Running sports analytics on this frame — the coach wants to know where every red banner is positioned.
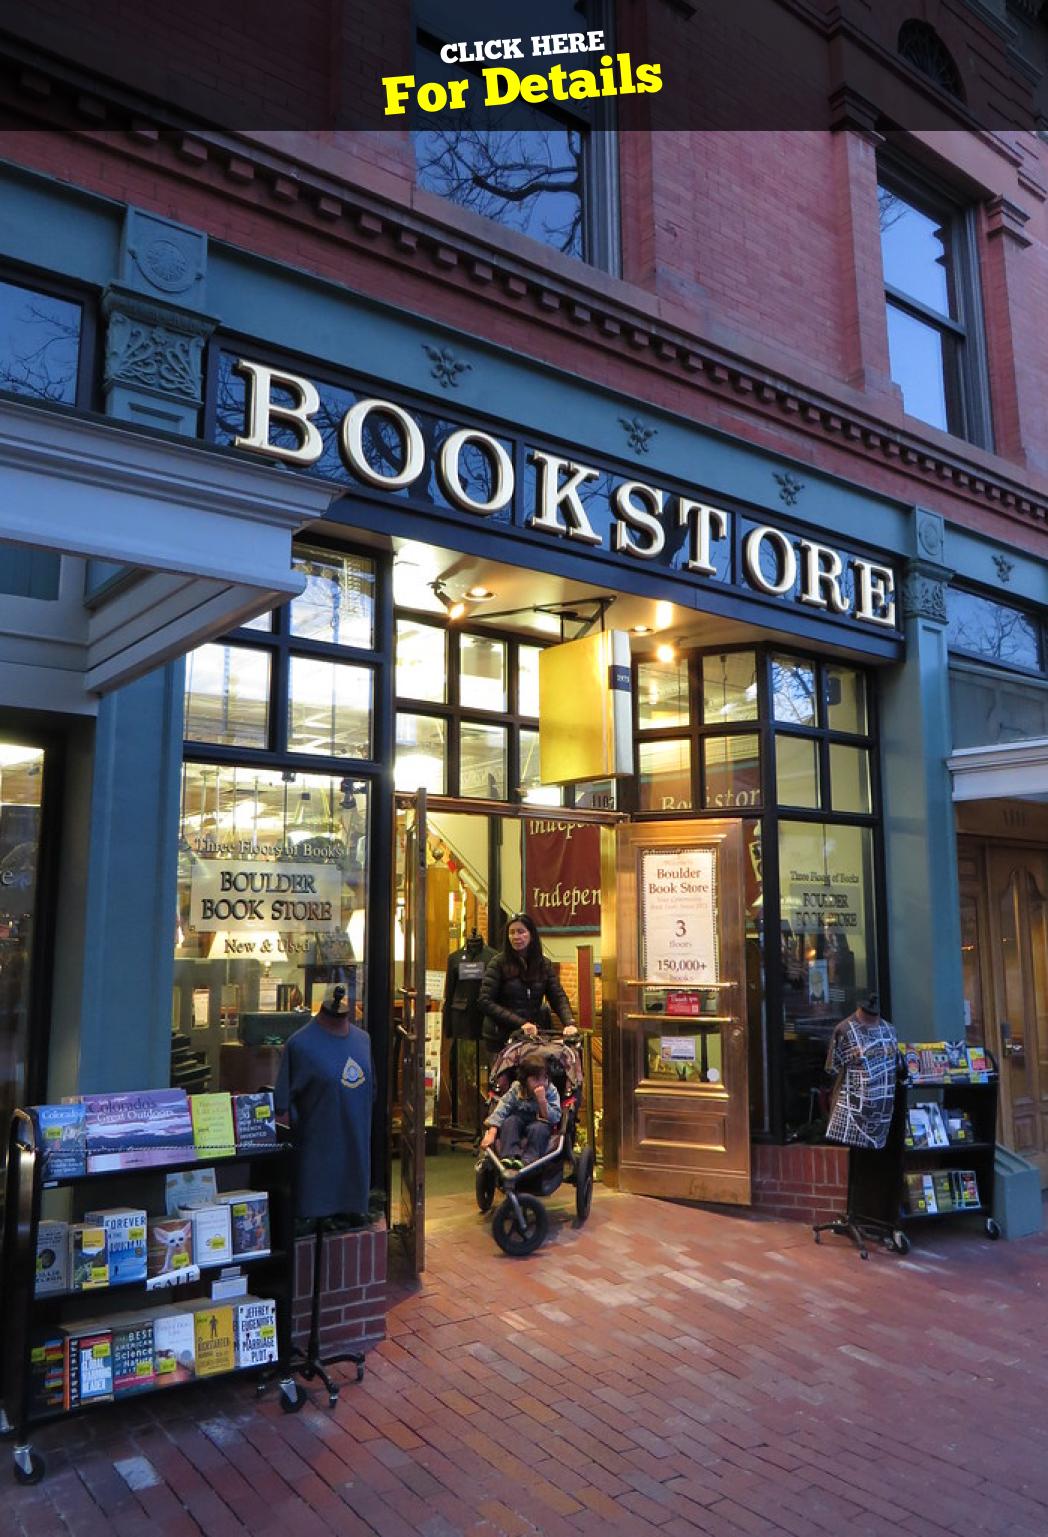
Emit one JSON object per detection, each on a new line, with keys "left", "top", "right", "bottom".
{"left": 522, "top": 819, "right": 602, "bottom": 934}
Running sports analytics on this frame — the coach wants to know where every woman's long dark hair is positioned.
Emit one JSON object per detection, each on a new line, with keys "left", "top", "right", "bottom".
{"left": 499, "top": 911, "right": 544, "bottom": 979}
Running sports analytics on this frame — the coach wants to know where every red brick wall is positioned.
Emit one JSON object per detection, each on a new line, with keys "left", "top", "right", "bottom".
{"left": 751, "top": 1144, "right": 849, "bottom": 1226}
{"left": 292, "top": 1224, "right": 387, "bottom": 1352}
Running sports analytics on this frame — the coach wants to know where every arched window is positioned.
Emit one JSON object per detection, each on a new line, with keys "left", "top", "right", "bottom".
{"left": 898, "top": 20, "right": 965, "bottom": 99}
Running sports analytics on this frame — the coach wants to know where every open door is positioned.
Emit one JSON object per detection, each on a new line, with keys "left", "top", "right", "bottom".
{"left": 392, "top": 790, "right": 428, "bottom": 1274}
{"left": 603, "top": 819, "right": 751, "bottom": 1205}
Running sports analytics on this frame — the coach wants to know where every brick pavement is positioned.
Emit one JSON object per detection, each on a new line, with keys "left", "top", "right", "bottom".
{"left": 7, "top": 1175, "right": 1048, "bottom": 1537}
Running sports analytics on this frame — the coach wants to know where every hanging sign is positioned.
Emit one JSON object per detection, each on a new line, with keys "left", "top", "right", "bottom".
{"left": 523, "top": 818, "right": 602, "bottom": 933}
{"left": 190, "top": 859, "right": 341, "bottom": 932}
{"left": 641, "top": 847, "right": 718, "bottom": 983}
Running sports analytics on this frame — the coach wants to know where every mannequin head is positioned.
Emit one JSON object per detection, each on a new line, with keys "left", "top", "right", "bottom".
{"left": 317, "top": 982, "right": 351, "bottom": 1031}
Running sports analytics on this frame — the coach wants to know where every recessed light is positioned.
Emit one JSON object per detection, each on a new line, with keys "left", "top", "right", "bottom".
{"left": 632, "top": 624, "right": 652, "bottom": 635}
{"left": 655, "top": 643, "right": 676, "bottom": 663}
{"left": 467, "top": 586, "right": 494, "bottom": 600}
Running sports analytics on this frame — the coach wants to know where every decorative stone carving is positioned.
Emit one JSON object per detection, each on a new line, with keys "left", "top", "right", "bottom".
{"left": 102, "top": 288, "right": 217, "bottom": 421}
{"left": 619, "top": 415, "right": 657, "bottom": 455}
{"left": 774, "top": 471, "right": 804, "bottom": 506}
{"left": 901, "top": 558, "right": 952, "bottom": 624}
{"left": 422, "top": 343, "right": 471, "bottom": 389}
{"left": 993, "top": 554, "right": 1014, "bottom": 583}
{"left": 916, "top": 507, "right": 945, "bottom": 561}
{"left": 120, "top": 209, "right": 207, "bottom": 306}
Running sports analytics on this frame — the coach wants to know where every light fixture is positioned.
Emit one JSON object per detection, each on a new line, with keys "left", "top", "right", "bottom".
{"left": 632, "top": 624, "right": 652, "bottom": 635}
{"left": 430, "top": 579, "right": 466, "bottom": 620}
{"left": 466, "top": 586, "right": 495, "bottom": 601}
{"left": 655, "top": 643, "right": 676, "bottom": 664}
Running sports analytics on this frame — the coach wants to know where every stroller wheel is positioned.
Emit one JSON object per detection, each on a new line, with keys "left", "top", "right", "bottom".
{"left": 476, "top": 1160, "right": 497, "bottom": 1213}
{"left": 575, "top": 1145, "right": 596, "bottom": 1224}
{"left": 492, "top": 1194, "right": 549, "bottom": 1257}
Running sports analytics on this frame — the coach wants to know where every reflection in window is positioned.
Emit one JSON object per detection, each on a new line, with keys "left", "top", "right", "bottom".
{"left": 459, "top": 635, "right": 506, "bottom": 712}
{"left": 829, "top": 745, "right": 871, "bottom": 815}
{"left": 0, "top": 281, "right": 81, "bottom": 404}
{"left": 395, "top": 714, "right": 447, "bottom": 793}
{"left": 185, "top": 644, "right": 270, "bottom": 749}
{"left": 947, "top": 589, "right": 1042, "bottom": 673}
{"left": 776, "top": 735, "right": 820, "bottom": 808}
{"left": 772, "top": 656, "right": 817, "bottom": 726}
{"left": 460, "top": 721, "right": 507, "bottom": 800}
{"left": 396, "top": 619, "right": 447, "bottom": 702}
{"left": 704, "top": 735, "right": 761, "bottom": 811}
{"left": 290, "top": 547, "right": 375, "bottom": 649}
{"left": 638, "top": 659, "right": 689, "bottom": 730}
{"left": 518, "top": 645, "right": 542, "bottom": 718}
{"left": 520, "top": 728, "right": 562, "bottom": 806}
{"left": 702, "top": 652, "right": 757, "bottom": 724}
{"left": 638, "top": 739, "right": 691, "bottom": 812}
{"left": 288, "top": 657, "right": 373, "bottom": 759}
{"left": 826, "top": 666, "right": 867, "bottom": 734}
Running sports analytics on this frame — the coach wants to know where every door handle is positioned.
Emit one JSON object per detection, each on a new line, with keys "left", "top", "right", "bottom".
{"left": 396, "top": 1023, "right": 416, "bottom": 1042}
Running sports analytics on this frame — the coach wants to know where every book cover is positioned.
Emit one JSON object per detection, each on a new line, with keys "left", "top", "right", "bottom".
{"left": 65, "top": 1327, "right": 113, "bottom": 1408}
{"left": 944, "top": 1041, "right": 970, "bottom": 1080}
{"left": 83, "top": 1207, "right": 148, "bottom": 1285}
{"left": 216, "top": 1190, "right": 270, "bottom": 1259}
{"left": 958, "top": 1170, "right": 981, "bottom": 1208}
{"left": 906, "top": 1107, "right": 932, "bottom": 1150}
{"left": 28, "top": 1331, "right": 66, "bottom": 1415}
{"left": 902, "top": 1045, "right": 922, "bottom": 1082}
{"left": 35, "top": 1219, "right": 69, "bottom": 1295}
{"left": 83, "top": 1089, "right": 194, "bottom": 1172}
{"left": 148, "top": 1216, "right": 194, "bottom": 1277}
{"left": 111, "top": 1319, "right": 156, "bottom": 1396}
{"left": 234, "top": 1296, "right": 278, "bottom": 1368}
{"left": 966, "top": 1045, "right": 991, "bottom": 1081}
{"left": 918, "top": 1044, "right": 949, "bottom": 1080}
{"left": 945, "top": 1109, "right": 975, "bottom": 1145}
{"left": 32, "top": 1104, "right": 86, "bottom": 1179}
{"left": 193, "top": 1306, "right": 235, "bottom": 1377}
{"left": 918, "top": 1103, "right": 950, "bottom": 1148}
{"left": 189, "top": 1093, "right": 236, "bottom": 1159}
{"left": 921, "top": 1173, "right": 938, "bottom": 1215}
{"left": 233, "top": 1092, "right": 278, "bottom": 1150}
{"left": 902, "top": 1172, "right": 927, "bottom": 1214}
{"left": 931, "top": 1171, "right": 955, "bottom": 1212}
{"left": 153, "top": 1309, "right": 196, "bottom": 1386}
{"left": 180, "top": 1204, "right": 232, "bottom": 1267}
{"left": 165, "top": 1167, "right": 218, "bottom": 1216}
{"left": 68, "top": 1223, "right": 109, "bottom": 1290}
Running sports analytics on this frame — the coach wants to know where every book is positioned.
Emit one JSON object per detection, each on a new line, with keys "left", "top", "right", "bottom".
{"left": 111, "top": 1318, "right": 156, "bottom": 1397}
{"left": 68, "top": 1223, "right": 109, "bottom": 1290}
{"left": 966, "top": 1045, "right": 991, "bottom": 1081}
{"left": 902, "top": 1045, "right": 922, "bottom": 1082}
{"left": 945, "top": 1109, "right": 975, "bottom": 1145}
{"left": 83, "top": 1207, "right": 148, "bottom": 1285}
{"left": 64, "top": 1326, "right": 113, "bottom": 1408}
{"left": 234, "top": 1296, "right": 278, "bottom": 1368}
{"left": 28, "top": 1331, "right": 66, "bottom": 1415}
{"left": 906, "top": 1107, "right": 932, "bottom": 1150}
{"left": 147, "top": 1216, "right": 194, "bottom": 1277}
{"left": 944, "top": 1041, "right": 970, "bottom": 1080}
{"left": 903, "top": 1172, "right": 928, "bottom": 1214}
{"left": 918, "top": 1044, "right": 950, "bottom": 1081}
{"left": 190, "top": 1093, "right": 236, "bottom": 1159}
{"left": 83, "top": 1088, "right": 194, "bottom": 1172}
{"left": 35, "top": 1219, "right": 69, "bottom": 1295}
{"left": 193, "top": 1305, "right": 235, "bottom": 1377}
{"left": 921, "top": 1173, "right": 938, "bottom": 1215}
{"left": 32, "top": 1104, "right": 86, "bottom": 1179}
{"left": 956, "top": 1169, "right": 981, "bottom": 1208}
{"left": 216, "top": 1190, "right": 270, "bottom": 1259}
{"left": 180, "top": 1204, "right": 232, "bottom": 1267}
{"left": 165, "top": 1167, "right": 218, "bottom": 1216}
{"left": 233, "top": 1092, "right": 278, "bottom": 1150}
{"left": 153, "top": 1309, "right": 196, "bottom": 1386}
{"left": 915, "top": 1102, "right": 950, "bottom": 1148}
{"left": 931, "top": 1172, "right": 955, "bottom": 1213}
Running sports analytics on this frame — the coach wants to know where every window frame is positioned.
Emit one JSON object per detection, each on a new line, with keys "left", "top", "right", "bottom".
{"left": 945, "top": 583, "right": 1047, "bottom": 681}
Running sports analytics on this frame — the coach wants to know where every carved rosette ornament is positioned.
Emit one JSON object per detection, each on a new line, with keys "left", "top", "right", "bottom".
{"left": 900, "top": 558, "right": 952, "bottom": 624}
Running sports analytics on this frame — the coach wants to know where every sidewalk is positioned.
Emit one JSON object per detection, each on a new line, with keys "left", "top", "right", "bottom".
{"left": 8, "top": 1175, "right": 1048, "bottom": 1537}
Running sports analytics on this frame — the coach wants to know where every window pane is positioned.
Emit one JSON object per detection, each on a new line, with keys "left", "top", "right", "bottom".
{"left": 826, "top": 666, "right": 868, "bottom": 734}
{"left": 396, "top": 619, "right": 447, "bottom": 702}
{"left": 174, "top": 764, "right": 371, "bottom": 1093}
{"left": 460, "top": 634, "right": 507, "bottom": 712}
{"left": 638, "top": 739, "right": 692, "bottom": 812}
{"left": 290, "top": 547, "right": 375, "bottom": 648}
{"left": 520, "top": 727, "right": 562, "bottom": 807}
{"left": 288, "top": 657, "right": 372, "bottom": 758}
{"left": 395, "top": 714, "right": 447, "bottom": 793}
{"left": 776, "top": 735, "right": 820, "bottom": 808}
{"left": 185, "top": 644, "right": 270, "bottom": 749}
{"left": 519, "top": 645, "right": 542, "bottom": 718}
{"left": 772, "top": 656, "right": 817, "bottom": 726}
{"left": 638, "top": 659, "right": 689, "bottom": 730}
{"left": 702, "top": 652, "right": 758, "bottom": 724}
{"left": 574, "top": 779, "right": 617, "bottom": 811}
{"left": 947, "top": 590, "right": 1042, "bottom": 671}
{"left": 830, "top": 745, "right": 871, "bottom": 814}
{"left": 241, "top": 612, "right": 273, "bottom": 633}
{"left": 460, "top": 722, "right": 507, "bottom": 800}
{"left": 878, "top": 186, "right": 952, "bottom": 316}
{"left": 885, "top": 304, "right": 950, "bottom": 432}
{"left": 704, "top": 735, "right": 761, "bottom": 811}
{"left": 0, "top": 743, "right": 46, "bottom": 1140}
{"left": 0, "top": 281, "right": 81, "bottom": 404}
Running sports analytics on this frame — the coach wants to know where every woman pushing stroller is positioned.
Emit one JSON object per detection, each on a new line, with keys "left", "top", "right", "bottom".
{"left": 479, "top": 911, "right": 574, "bottom": 1054}
{"left": 480, "top": 1052, "right": 561, "bottom": 1168}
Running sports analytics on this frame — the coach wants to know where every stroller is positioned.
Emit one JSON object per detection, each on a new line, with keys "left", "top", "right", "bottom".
{"left": 474, "top": 1026, "right": 596, "bottom": 1256}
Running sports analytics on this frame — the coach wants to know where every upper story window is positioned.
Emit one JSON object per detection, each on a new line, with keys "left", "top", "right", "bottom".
{"left": 413, "top": 0, "right": 619, "bottom": 270}
{"left": 878, "top": 170, "right": 991, "bottom": 448}
{"left": 947, "top": 588, "right": 1045, "bottom": 676}
{"left": 0, "top": 277, "right": 83, "bottom": 405}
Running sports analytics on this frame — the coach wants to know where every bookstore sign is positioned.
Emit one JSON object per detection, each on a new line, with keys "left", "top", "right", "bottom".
{"left": 190, "top": 859, "right": 341, "bottom": 933}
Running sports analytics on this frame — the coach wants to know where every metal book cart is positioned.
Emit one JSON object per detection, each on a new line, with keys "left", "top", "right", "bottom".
{"left": 813, "top": 1057, "right": 1002, "bottom": 1260}
{"left": 0, "top": 1109, "right": 301, "bottom": 1483}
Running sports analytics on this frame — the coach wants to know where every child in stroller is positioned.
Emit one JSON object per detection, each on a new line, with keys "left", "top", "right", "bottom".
{"left": 474, "top": 1024, "right": 596, "bottom": 1255}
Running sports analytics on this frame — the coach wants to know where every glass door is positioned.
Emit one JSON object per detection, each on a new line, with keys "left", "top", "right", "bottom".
{"left": 391, "top": 790, "right": 428, "bottom": 1274}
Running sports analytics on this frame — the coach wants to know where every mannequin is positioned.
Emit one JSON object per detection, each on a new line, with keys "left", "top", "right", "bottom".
{"left": 442, "top": 928, "right": 497, "bottom": 1136}
{"left": 274, "top": 982, "right": 374, "bottom": 1222}
{"left": 824, "top": 992, "right": 899, "bottom": 1151}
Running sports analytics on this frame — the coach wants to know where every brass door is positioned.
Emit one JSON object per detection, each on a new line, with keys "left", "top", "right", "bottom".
{"left": 603, "top": 820, "right": 750, "bottom": 1205}
{"left": 986, "top": 845, "right": 1048, "bottom": 1180}
{"left": 392, "top": 791, "right": 428, "bottom": 1274}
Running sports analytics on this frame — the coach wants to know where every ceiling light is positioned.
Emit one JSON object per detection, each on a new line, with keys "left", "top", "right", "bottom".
{"left": 655, "top": 643, "right": 676, "bottom": 663}
{"left": 467, "top": 586, "right": 494, "bottom": 600}
{"left": 430, "top": 579, "right": 466, "bottom": 620}
{"left": 632, "top": 624, "right": 652, "bottom": 635}
{"left": 654, "top": 601, "right": 673, "bottom": 629}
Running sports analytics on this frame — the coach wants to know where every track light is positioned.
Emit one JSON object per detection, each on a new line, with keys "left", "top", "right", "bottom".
{"left": 430, "top": 579, "right": 466, "bottom": 620}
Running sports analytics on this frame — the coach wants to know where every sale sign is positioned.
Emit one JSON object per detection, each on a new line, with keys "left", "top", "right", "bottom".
{"left": 522, "top": 819, "right": 602, "bottom": 934}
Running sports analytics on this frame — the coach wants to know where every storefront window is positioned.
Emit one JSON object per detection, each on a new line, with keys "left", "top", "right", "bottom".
{"left": 826, "top": 665, "right": 867, "bottom": 734}
{"left": 287, "top": 656, "right": 372, "bottom": 758}
{"left": 520, "top": 728, "right": 562, "bottom": 806}
{"left": 704, "top": 734, "right": 761, "bottom": 811}
{"left": 0, "top": 280, "right": 81, "bottom": 403}
{"left": 829, "top": 745, "right": 871, "bottom": 815}
{"left": 185, "top": 644, "right": 270, "bottom": 749}
{"left": 174, "top": 764, "right": 369, "bottom": 1094}
{"left": 0, "top": 743, "right": 45, "bottom": 1139}
{"left": 459, "top": 635, "right": 507, "bottom": 713}
{"left": 396, "top": 619, "right": 447, "bottom": 703}
{"left": 702, "top": 652, "right": 757, "bottom": 724}
{"left": 775, "top": 735, "right": 820, "bottom": 808}
{"left": 946, "top": 589, "right": 1043, "bottom": 674}
{"left": 638, "top": 739, "right": 692, "bottom": 812}
{"left": 518, "top": 645, "right": 542, "bottom": 718}
{"left": 772, "top": 655, "right": 817, "bottom": 727}
{"left": 460, "top": 722, "right": 507, "bottom": 800}
{"left": 290, "top": 546, "right": 375, "bottom": 649}
{"left": 638, "top": 659, "right": 689, "bottom": 730}
{"left": 395, "top": 714, "right": 447, "bottom": 794}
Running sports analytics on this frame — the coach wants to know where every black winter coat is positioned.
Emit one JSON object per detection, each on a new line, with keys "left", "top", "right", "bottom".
{"left": 478, "top": 956, "right": 574, "bottom": 1048}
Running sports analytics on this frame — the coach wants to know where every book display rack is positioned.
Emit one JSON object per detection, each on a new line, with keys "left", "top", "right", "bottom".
{"left": 814, "top": 1043, "right": 1001, "bottom": 1260}
{"left": 0, "top": 1107, "right": 300, "bottom": 1484}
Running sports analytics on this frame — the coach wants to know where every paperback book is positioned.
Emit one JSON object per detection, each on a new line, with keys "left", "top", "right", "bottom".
{"left": 68, "top": 1223, "right": 109, "bottom": 1290}
{"left": 193, "top": 1305, "right": 235, "bottom": 1377}
{"left": 83, "top": 1088, "right": 195, "bottom": 1171}
{"left": 32, "top": 1104, "right": 86, "bottom": 1179}
{"left": 233, "top": 1092, "right": 278, "bottom": 1151}
{"left": 83, "top": 1207, "right": 148, "bottom": 1284}
{"left": 111, "top": 1319, "right": 156, "bottom": 1396}
{"left": 234, "top": 1296, "right": 278, "bottom": 1368}
{"left": 913, "top": 1102, "right": 950, "bottom": 1148}
{"left": 35, "top": 1219, "right": 69, "bottom": 1295}
{"left": 165, "top": 1167, "right": 218, "bottom": 1216}
{"left": 153, "top": 1309, "right": 196, "bottom": 1386}
{"left": 189, "top": 1092, "right": 236, "bottom": 1159}
{"left": 64, "top": 1326, "right": 114, "bottom": 1408}
{"left": 945, "top": 1109, "right": 976, "bottom": 1145}
{"left": 180, "top": 1204, "right": 233, "bottom": 1267}
{"left": 147, "top": 1216, "right": 194, "bottom": 1277}
{"left": 216, "top": 1190, "right": 270, "bottom": 1259}
{"left": 28, "top": 1332, "right": 66, "bottom": 1415}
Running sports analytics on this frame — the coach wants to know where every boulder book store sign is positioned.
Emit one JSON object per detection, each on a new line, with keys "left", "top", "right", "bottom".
{"left": 217, "top": 360, "right": 901, "bottom": 650}
{"left": 190, "top": 860, "right": 342, "bottom": 955}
